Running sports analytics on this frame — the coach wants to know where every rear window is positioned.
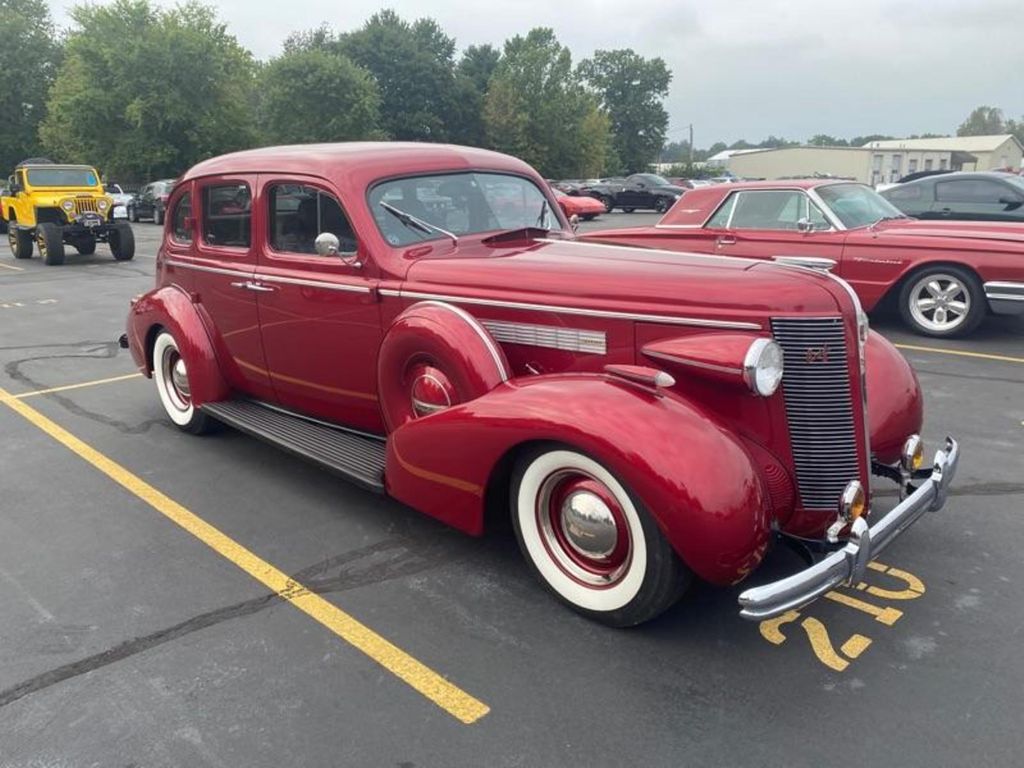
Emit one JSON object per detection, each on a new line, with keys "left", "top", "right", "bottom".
{"left": 202, "top": 183, "right": 251, "bottom": 248}
{"left": 172, "top": 192, "right": 192, "bottom": 243}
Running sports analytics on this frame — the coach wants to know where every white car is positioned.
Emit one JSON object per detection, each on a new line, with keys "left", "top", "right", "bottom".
{"left": 104, "top": 184, "right": 133, "bottom": 219}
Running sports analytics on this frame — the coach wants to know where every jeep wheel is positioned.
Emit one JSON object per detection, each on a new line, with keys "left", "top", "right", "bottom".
{"left": 511, "top": 443, "right": 690, "bottom": 627}
{"left": 36, "top": 223, "right": 65, "bottom": 266}
{"left": 152, "top": 330, "right": 214, "bottom": 434}
{"left": 109, "top": 222, "right": 135, "bottom": 261}
{"left": 153, "top": 205, "right": 164, "bottom": 226}
{"left": 9, "top": 226, "right": 33, "bottom": 259}
{"left": 75, "top": 235, "right": 97, "bottom": 255}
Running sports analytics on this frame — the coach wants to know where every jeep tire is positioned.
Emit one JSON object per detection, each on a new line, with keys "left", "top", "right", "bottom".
{"left": 109, "top": 222, "right": 135, "bottom": 261}
{"left": 9, "top": 226, "right": 33, "bottom": 259}
{"left": 36, "top": 223, "right": 65, "bottom": 265}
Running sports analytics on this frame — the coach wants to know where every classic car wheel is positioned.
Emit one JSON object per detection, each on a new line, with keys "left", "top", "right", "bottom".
{"left": 36, "top": 223, "right": 65, "bottom": 266}
{"left": 74, "top": 235, "right": 96, "bottom": 255}
{"left": 511, "top": 445, "right": 689, "bottom": 626}
{"left": 9, "top": 226, "right": 33, "bottom": 259}
{"left": 654, "top": 197, "right": 671, "bottom": 213}
{"left": 109, "top": 222, "right": 135, "bottom": 260}
{"left": 152, "top": 331, "right": 213, "bottom": 434}
{"left": 899, "top": 266, "right": 984, "bottom": 337}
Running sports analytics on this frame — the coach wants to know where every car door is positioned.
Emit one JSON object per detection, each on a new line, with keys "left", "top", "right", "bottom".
{"left": 162, "top": 177, "right": 275, "bottom": 402}
{"left": 254, "top": 176, "right": 384, "bottom": 434}
{"left": 931, "top": 177, "right": 1024, "bottom": 221}
{"left": 883, "top": 182, "right": 930, "bottom": 218}
{"left": 618, "top": 176, "right": 646, "bottom": 208}
{"left": 712, "top": 189, "right": 845, "bottom": 265}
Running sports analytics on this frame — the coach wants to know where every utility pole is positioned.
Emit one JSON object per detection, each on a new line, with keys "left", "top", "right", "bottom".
{"left": 688, "top": 123, "right": 694, "bottom": 167}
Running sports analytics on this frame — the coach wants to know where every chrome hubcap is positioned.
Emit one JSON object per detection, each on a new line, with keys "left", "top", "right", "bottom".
{"left": 910, "top": 274, "right": 969, "bottom": 331}
{"left": 560, "top": 491, "right": 618, "bottom": 558}
{"left": 172, "top": 358, "right": 190, "bottom": 398}
{"left": 161, "top": 346, "right": 190, "bottom": 411}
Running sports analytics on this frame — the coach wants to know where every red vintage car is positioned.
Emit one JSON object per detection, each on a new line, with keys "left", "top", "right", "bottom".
{"left": 583, "top": 180, "right": 1024, "bottom": 337}
{"left": 122, "top": 143, "right": 959, "bottom": 626}
{"left": 552, "top": 187, "right": 605, "bottom": 221}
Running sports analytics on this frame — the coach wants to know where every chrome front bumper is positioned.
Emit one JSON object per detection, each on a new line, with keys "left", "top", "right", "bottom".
{"left": 738, "top": 436, "right": 960, "bottom": 621}
{"left": 985, "top": 281, "right": 1024, "bottom": 315}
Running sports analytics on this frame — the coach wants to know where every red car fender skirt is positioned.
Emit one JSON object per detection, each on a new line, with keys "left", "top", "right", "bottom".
{"left": 377, "top": 300, "right": 510, "bottom": 433}
{"left": 127, "top": 285, "right": 230, "bottom": 407}
{"left": 386, "top": 374, "right": 770, "bottom": 585}
{"left": 865, "top": 330, "right": 923, "bottom": 463}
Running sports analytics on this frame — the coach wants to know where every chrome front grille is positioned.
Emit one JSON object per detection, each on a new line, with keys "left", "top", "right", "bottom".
{"left": 771, "top": 317, "right": 860, "bottom": 510}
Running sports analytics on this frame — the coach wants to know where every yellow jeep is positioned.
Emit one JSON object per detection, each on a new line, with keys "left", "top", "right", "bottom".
{"left": 2, "top": 159, "right": 135, "bottom": 265}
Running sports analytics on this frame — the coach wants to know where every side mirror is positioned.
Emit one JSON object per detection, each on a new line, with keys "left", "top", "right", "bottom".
{"left": 10, "top": 181, "right": 22, "bottom": 194}
{"left": 569, "top": 214, "right": 580, "bottom": 233}
{"left": 315, "top": 231, "right": 362, "bottom": 268}
{"left": 796, "top": 217, "right": 816, "bottom": 233}
{"left": 636, "top": 182, "right": 646, "bottom": 189}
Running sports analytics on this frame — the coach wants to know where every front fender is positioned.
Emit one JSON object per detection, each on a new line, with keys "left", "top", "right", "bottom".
{"left": 386, "top": 374, "right": 770, "bottom": 586}
{"left": 865, "top": 330, "right": 923, "bottom": 463}
{"left": 126, "top": 285, "right": 229, "bottom": 407}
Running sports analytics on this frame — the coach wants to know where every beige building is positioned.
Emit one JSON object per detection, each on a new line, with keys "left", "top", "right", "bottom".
{"left": 724, "top": 135, "right": 1023, "bottom": 185}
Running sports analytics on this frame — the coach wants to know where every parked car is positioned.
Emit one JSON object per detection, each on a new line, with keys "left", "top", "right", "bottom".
{"left": 104, "top": 183, "right": 133, "bottom": 219}
{"left": 881, "top": 172, "right": 1024, "bottom": 223}
{"left": 2, "top": 159, "right": 134, "bottom": 264}
{"left": 122, "top": 142, "right": 958, "bottom": 626}
{"left": 582, "top": 173, "right": 685, "bottom": 213}
{"left": 128, "top": 179, "right": 176, "bottom": 224}
{"left": 552, "top": 187, "right": 604, "bottom": 220}
{"left": 583, "top": 179, "right": 1024, "bottom": 337}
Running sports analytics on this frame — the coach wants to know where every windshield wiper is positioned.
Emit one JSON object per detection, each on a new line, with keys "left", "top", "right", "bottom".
{"left": 536, "top": 199, "right": 551, "bottom": 229}
{"left": 379, "top": 201, "right": 457, "bottom": 246}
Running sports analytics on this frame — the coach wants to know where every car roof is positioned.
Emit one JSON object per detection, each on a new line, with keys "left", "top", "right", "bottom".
{"left": 181, "top": 142, "right": 536, "bottom": 185}
{"left": 903, "top": 171, "right": 1018, "bottom": 185}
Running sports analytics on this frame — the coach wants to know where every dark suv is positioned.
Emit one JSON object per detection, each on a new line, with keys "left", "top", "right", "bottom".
{"left": 128, "top": 179, "right": 177, "bottom": 224}
{"left": 882, "top": 172, "right": 1024, "bottom": 222}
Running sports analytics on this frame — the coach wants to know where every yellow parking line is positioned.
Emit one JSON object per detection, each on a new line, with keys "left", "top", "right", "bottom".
{"left": 14, "top": 373, "right": 144, "bottom": 399}
{"left": 0, "top": 386, "right": 490, "bottom": 724}
{"left": 894, "top": 343, "right": 1024, "bottom": 365}
{"left": 0, "top": 262, "right": 24, "bottom": 272}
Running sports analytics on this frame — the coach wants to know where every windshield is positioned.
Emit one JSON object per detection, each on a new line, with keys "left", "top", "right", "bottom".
{"left": 369, "top": 172, "right": 562, "bottom": 246}
{"left": 816, "top": 183, "right": 906, "bottom": 228}
{"left": 26, "top": 168, "right": 99, "bottom": 187}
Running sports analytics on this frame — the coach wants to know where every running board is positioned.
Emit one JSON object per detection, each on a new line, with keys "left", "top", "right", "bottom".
{"left": 201, "top": 400, "right": 386, "bottom": 493}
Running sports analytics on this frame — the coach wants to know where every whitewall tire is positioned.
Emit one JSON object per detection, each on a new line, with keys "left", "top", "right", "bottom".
{"left": 511, "top": 444, "right": 689, "bottom": 626}
{"left": 152, "top": 331, "right": 213, "bottom": 434}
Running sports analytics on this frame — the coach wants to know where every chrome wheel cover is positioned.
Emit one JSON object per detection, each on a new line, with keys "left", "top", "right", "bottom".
{"left": 908, "top": 273, "right": 970, "bottom": 332}
{"left": 160, "top": 345, "right": 191, "bottom": 412}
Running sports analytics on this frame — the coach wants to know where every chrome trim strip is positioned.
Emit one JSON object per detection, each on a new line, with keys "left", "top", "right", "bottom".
{"left": 413, "top": 300, "right": 510, "bottom": 382}
{"left": 984, "top": 281, "right": 1024, "bottom": 298}
{"left": 383, "top": 289, "right": 762, "bottom": 331}
{"left": 255, "top": 272, "right": 372, "bottom": 294}
{"left": 642, "top": 349, "right": 741, "bottom": 375}
{"left": 164, "top": 258, "right": 251, "bottom": 279}
{"left": 738, "top": 437, "right": 959, "bottom": 620}
{"left": 482, "top": 320, "right": 607, "bottom": 355}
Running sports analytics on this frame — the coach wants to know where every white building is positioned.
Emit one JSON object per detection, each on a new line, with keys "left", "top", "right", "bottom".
{"left": 864, "top": 135, "right": 1023, "bottom": 183}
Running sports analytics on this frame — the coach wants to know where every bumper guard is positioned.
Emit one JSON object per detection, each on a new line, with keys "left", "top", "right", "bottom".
{"left": 738, "top": 436, "right": 959, "bottom": 621}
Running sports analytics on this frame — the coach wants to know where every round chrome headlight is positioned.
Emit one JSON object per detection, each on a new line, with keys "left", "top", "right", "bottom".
{"left": 743, "top": 338, "right": 784, "bottom": 396}
{"left": 97, "top": 200, "right": 109, "bottom": 211}
{"left": 61, "top": 199, "right": 75, "bottom": 211}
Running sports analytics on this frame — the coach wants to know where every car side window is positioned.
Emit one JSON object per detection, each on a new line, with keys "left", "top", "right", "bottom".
{"left": 171, "top": 192, "right": 192, "bottom": 244}
{"left": 885, "top": 185, "right": 922, "bottom": 201}
{"left": 268, "top": 184, "right": 357, "bottom": 255}
{"left": 202, "top": 183, "right": 251, "bottom": 248}
{"left": 806, "top": 197, "right": 831, "bottom": 229}
{"left": 705, "top": 193, "right": 737, "bottom": 227}
{"left": 729, "top": 190, "right": 806, "bottom": 230}
{"left": 935, "top": 179, "right": 1010, "bottom": 204}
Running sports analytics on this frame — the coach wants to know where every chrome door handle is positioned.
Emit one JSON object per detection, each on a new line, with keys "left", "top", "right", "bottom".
{"left": 716, "top": 235, "right": 737, "bottom": 246}
{"left": 230, "top": 280, "right": 276, "bottom": 293}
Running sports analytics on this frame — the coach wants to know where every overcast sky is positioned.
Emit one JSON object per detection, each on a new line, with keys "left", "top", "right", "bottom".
{"left": 49, "top": 0, "right": 1023, "bottom": 147}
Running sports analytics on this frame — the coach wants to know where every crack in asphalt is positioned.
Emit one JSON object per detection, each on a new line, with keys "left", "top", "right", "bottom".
{"left": 2, "top": 341, "right": 163, "bottom": 434}
{"left": 0, "top": 536, "right": 466, "bottom": 710}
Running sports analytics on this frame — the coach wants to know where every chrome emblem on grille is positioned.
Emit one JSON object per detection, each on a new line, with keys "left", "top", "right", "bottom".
{"left": 804, "top": 345, "right": 830, "bottom": 364}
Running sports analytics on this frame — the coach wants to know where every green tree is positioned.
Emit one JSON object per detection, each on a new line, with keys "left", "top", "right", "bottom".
{"left": 850, "top": 134, "right": 894, "bottom": 147}
{"left": 807, "top": 134, "right": 849, "bottom": 147}
{"left": 484, "top": 28, "right": 608, "bottom": 178}
{"left": 337, "top": 10, "right": 459, "bottom": 141}
{"left": 41, "top": 0, "right": 257, "bottom": 181}
{"left": 578, "top": 49, "right": 671, "bottom": 174}
{"left": 1006, "top": 118, "right": 1024, "bottom": 148}
{"left": 447, "top": 45, "right": 501, "bottom": 147}
{"left": 0, "top": 0, "right": 61, "bottom": 172}
{"left": 260, "top": 48, "right": 382, "bottom": 144}
{"left": 957, "top": 106, "right": 1005, "bottom": 136}
{"left": 458, "top": 44, "right": 501, "bottom": 93}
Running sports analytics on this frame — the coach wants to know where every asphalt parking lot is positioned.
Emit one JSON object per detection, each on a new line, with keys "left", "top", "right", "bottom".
{"left": 1, "top": 213, "right": 1022, "bottom": 767}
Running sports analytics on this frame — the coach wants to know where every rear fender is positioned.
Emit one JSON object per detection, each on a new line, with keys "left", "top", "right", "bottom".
{"left": 865, "top": 330, "right": 923, "bottom": 463}
{"left": 126, "top": 285, "right": 229, "bottom": 406}
{"left": 386, "top": 374, "right": 770, "bottom": 585}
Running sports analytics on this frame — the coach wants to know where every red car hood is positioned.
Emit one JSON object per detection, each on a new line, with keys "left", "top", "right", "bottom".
{"left": 870, "top": 219, "right": 1024, "bottom": 249}
{"left": 402, "top": 236, "right": 848, "bottom": 324}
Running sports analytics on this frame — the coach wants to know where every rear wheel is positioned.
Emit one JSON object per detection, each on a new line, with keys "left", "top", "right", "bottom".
{"left": 109, "top": 222, "right": 135, "bottom": 260}
{"left": 511, "top": 444, "right": 690, "bottom": 627}
{"left": 152, "top": 331, "right": 214, "bottom": 434}
{"left": 36, "top": 223, "right": 65, "bottom": 265}
{"left": 9, "top": 226, "right": 33, "bottom": 259}
{"left": 128, "top": 205, "right": 138, "bottom": 223}
{"left": 898, "top": 265, "right": 985, "bottom": 337}
{"left": 622, "top": 207, "right": 635, "bottom": 214}
{"left": 654, "top": 197, "right": 672, "bottom": 213}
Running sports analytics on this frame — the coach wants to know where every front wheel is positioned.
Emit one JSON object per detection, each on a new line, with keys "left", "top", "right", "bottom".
{"left": 598, "top": 195, "right": 614, "bottom": 213}
{"left": 9, "top": 226, "right": 33, "bottom": 259}
{"left": 898, "top": 265, "right": 985, "bottom": 337}
{"left": 109, "top": 222, "right": 135, "bottom": 260}
{"left": 152, "top": 331, "right": 214, "bottom": 434}
{"left": 511, "top": 444, "right": 690, "bottom": 627}
{"left": 36, "top": 223, "right": 65, "bottom": 265}
{"left": 654, "top": 197, "right": 672, "bottom": 213}
{"left": 621, "top": 207, "right": 635, "bottom": 214}
{"left": 128, "top": 205, "right": 138, "bottom": 223}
